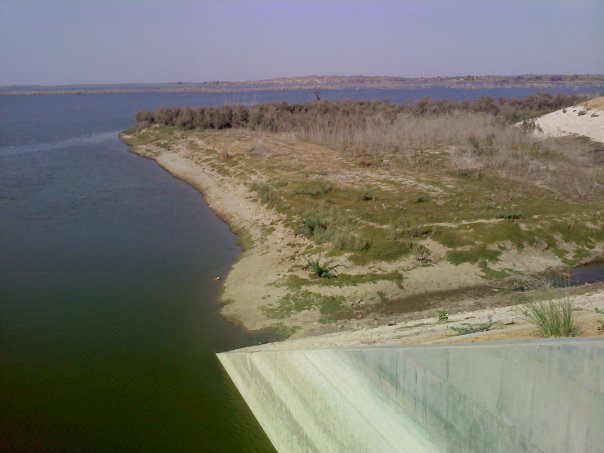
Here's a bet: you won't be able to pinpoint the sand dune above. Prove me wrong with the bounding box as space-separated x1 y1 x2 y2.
534 96 604 143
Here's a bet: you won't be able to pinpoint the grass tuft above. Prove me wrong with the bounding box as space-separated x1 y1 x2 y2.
522 297 578 337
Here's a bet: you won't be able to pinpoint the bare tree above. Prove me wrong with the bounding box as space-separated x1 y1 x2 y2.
313 87 321 101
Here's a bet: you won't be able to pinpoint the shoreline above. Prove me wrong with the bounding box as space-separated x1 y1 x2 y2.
123 138 308 332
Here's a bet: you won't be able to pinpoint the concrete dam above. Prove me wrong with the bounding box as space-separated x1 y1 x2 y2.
218 338 603 452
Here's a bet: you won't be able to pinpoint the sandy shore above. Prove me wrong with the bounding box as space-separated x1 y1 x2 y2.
150 150 304 331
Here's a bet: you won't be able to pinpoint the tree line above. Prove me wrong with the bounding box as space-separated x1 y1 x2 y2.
134 92 587 132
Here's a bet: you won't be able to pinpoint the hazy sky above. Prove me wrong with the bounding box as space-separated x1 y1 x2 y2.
1 0 602 85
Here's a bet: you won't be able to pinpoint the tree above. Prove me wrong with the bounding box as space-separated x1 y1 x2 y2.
313 87 322 101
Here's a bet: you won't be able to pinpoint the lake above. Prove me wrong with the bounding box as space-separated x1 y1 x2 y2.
0 85 601 451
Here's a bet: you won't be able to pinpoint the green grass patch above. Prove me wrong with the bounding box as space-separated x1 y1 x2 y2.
262 290 349 323
447 245 501 265
350 237 413 265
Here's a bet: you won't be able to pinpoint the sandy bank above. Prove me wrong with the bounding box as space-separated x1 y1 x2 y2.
151 150 306 331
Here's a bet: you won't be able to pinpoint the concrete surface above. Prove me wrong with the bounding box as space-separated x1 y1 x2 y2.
218 338 603 453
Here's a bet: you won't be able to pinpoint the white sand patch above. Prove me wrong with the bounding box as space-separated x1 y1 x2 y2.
534 97 604 143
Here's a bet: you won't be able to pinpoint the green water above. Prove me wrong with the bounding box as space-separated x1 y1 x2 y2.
0 93 274 451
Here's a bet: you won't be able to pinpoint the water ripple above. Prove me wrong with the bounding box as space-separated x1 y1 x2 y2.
0 131 119 155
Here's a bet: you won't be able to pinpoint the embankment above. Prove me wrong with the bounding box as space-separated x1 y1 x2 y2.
218 338 604 452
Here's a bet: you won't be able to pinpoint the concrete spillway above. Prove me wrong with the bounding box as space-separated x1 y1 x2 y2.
218 339 603 452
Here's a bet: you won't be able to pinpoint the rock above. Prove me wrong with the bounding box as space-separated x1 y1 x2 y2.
502 318 515 325
387 320 396 326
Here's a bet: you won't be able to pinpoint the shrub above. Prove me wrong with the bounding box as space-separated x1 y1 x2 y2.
413 195 429 203
596 307 604 331
361 191 374 201
452 318 493 335
438 309 449 322
133 93 586 134
522 297 578 337
296 213 326 238
306 257 338 278
496 212 522 221
406 224 433 238
413 243 433 263
331 229 371 251
135 110 154 125
377 291 388 302
250 180 277 203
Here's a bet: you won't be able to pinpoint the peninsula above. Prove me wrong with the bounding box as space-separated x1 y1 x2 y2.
121 93 604 343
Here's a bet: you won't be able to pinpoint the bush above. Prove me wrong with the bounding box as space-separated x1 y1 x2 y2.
132 93 586 135
331 229 371 251
413 195 428 204
361 191 374 201
438 309 449 322
452 318 493 335
296 213 327 239
522 298 578 337
250 180 277 203
306 257 337 278
496 212 522 221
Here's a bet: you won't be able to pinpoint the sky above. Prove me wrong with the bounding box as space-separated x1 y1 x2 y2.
0 0 602 85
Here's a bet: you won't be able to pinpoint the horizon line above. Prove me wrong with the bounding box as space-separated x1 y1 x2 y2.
2 73 604 89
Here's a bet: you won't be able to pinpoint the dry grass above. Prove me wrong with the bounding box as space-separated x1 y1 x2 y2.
293 112 602 199
583 96 604 109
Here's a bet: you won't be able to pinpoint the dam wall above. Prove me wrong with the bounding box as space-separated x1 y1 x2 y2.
218 339 603 452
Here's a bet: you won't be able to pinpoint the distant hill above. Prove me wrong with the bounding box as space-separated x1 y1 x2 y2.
2 74 604 96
